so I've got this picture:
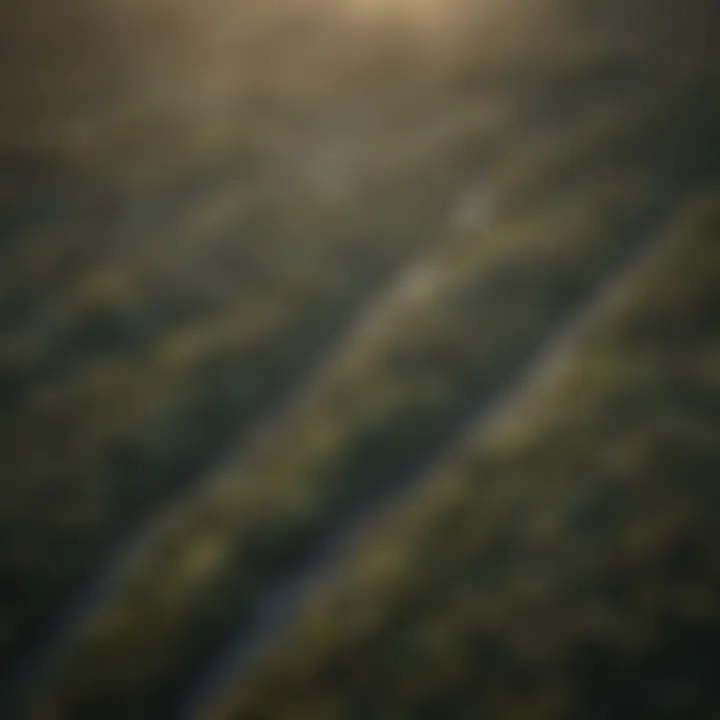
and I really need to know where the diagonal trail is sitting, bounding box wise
[4,72,559,716]
[9,95,539,717]
[180,184,688,720]
[5,222,458,718]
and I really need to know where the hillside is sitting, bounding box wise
[1,0,719,718]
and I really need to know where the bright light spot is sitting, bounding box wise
[341,0,454,28]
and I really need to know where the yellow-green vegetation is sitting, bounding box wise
[204,194,720,720]
[0,152,430,674]
[28,169,668,717]
[4,2,521,679]
[1,0,719,719]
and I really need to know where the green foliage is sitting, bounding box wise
[1,1,718,718]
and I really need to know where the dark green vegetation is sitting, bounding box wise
[208,193,720,720]
[1,0,719,718]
